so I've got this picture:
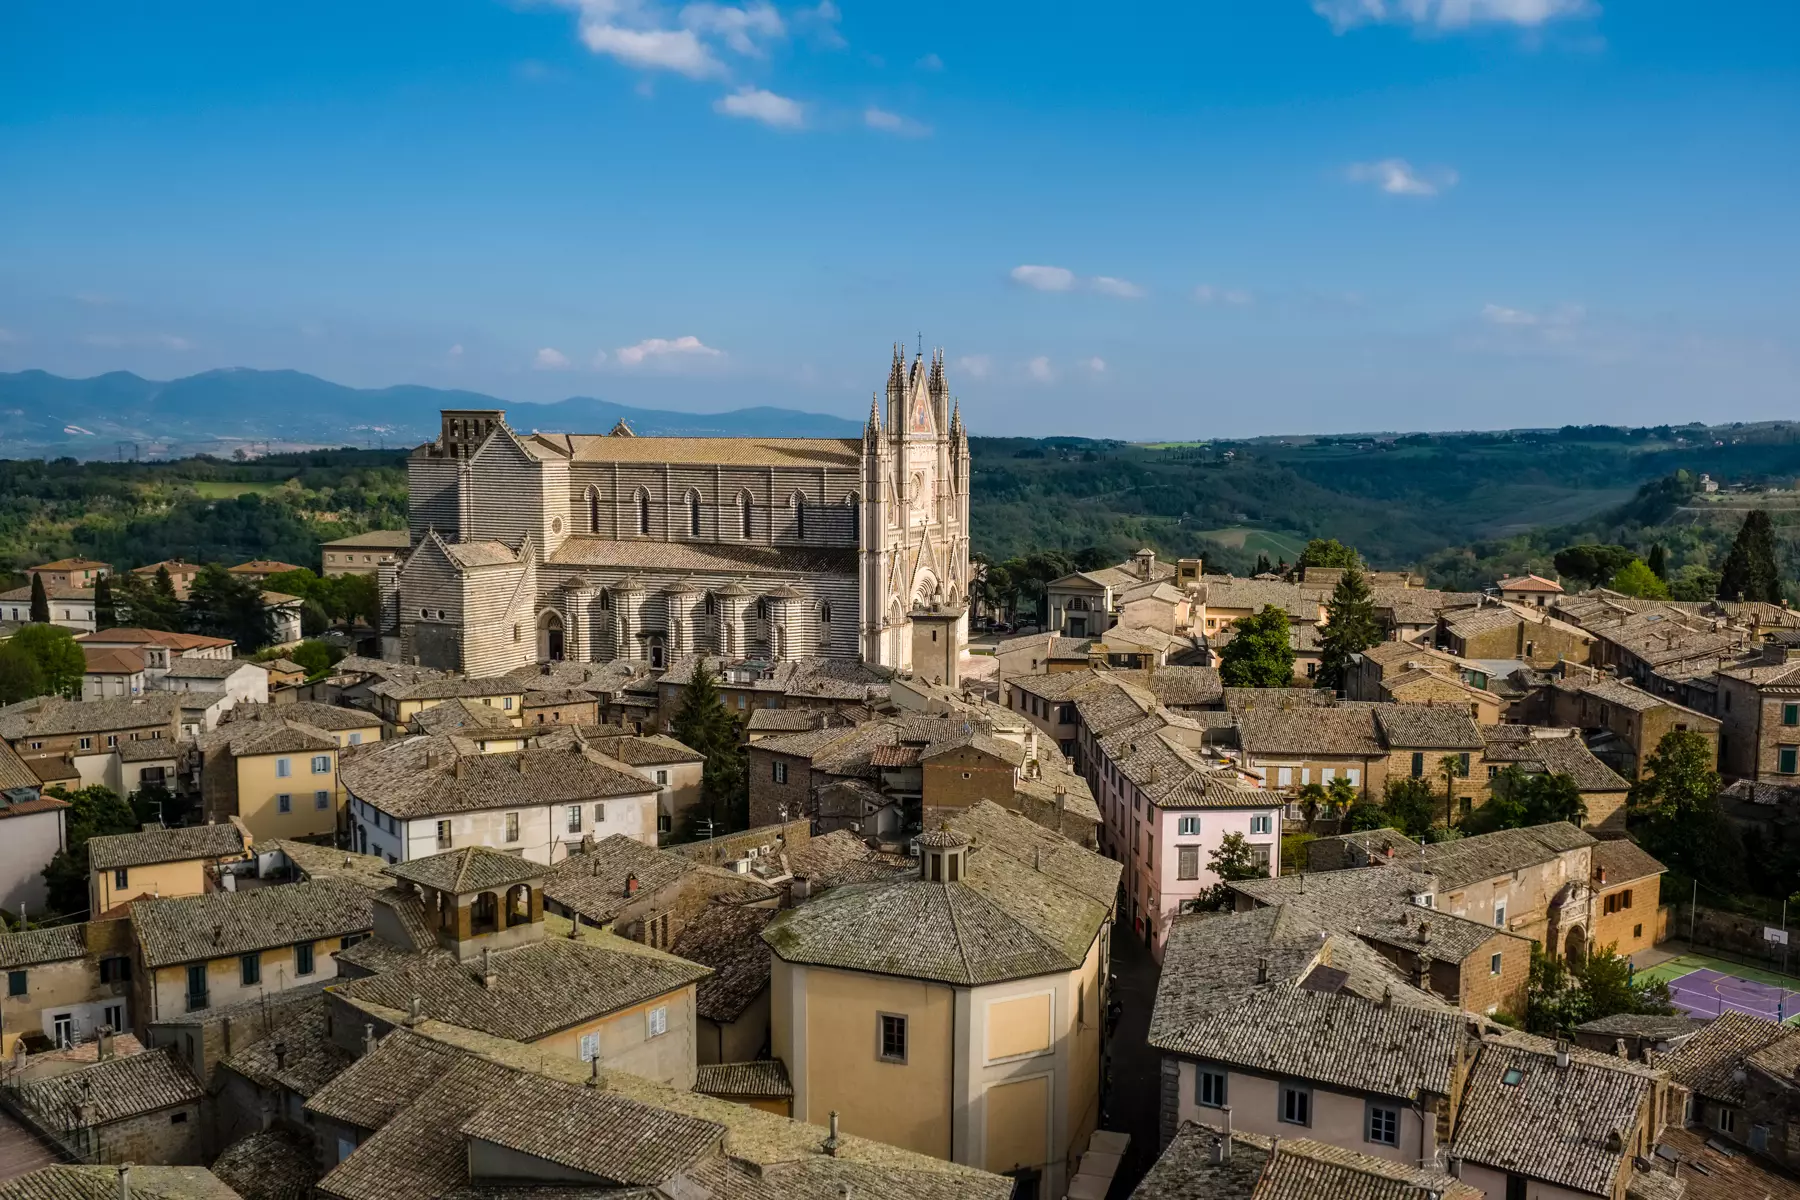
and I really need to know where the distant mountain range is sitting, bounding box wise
[0,368,864,459]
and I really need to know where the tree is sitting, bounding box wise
[1254,553,1272,576]
[1217,605,1295,688]
[1316,565,1381,692]
[287,640,341,679]
[1439,754,1469,828]
[1470,767,1587,833]
[93,573,117,629]
[1343,801,1388,832]
[1193,832,1269,910]
[113,570,182,632]
[1609,559,1670,600]
[1295,782,1326,825]
[38,784,140,917]
[1296,539,1358,570]
[1646,544,1668,581]
[1718,510,1782,603]
[0,643,46,705]
[669,666,748,840]
[28,574,49,624]
[1552,544,1636,589]
[1632,729,1742,882]
[1521,943,1673,1036]
[1324,776,1358,816]
[9,624,86,698]
[1668,564,1721,603]
[186,564,273,651]
[1381,776,1438,840]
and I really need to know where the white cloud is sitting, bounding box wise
[864,106,930,137]
[915,52,944,70]
[448,343,465,358]
[534,347,572,369]
[1346,158,1457,197]
[796,0,845,48]
[679,2,783,55]
[1010,264,1076,292]
[715,86,804,127]
[956,354,991,380]
[591,349,610,367]
[1084,357,1107,373]
[1313,0,1591,32]
[578,22,725,78]
[1481,303,1538,326]
[1482,302,1586,331]
[616,334,722,366]
[1194,284,1253,306]
[1090,276,1145,299]
[1026,356,1054,383]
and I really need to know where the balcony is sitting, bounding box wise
[185,990,209,1013]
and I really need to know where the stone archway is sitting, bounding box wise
[1564,925,1586,964]
[537,611,565,662]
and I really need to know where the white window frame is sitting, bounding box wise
[311,755,331,774]
[567,805,582,834]
[647,1005,668,1038]
[275,757,292,778]
[579,1032,600,1061]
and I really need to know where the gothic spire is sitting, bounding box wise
[866,391,882,437]
[927,347,946,397]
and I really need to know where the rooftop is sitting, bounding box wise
[133,879,373,968]
[1481,726,1632,792]
[694,1059,791,1099]
[386,846,549,895]
[1661,1009,1798,1106]
[0,694,178,740]
[338,734,656,819]
[668,902,777,1024]
[321,529,411,550]
[87,822,248,872]
[15,1048,202,1127]
[1133,1121,1480,1200]
[0,1168,236,1200]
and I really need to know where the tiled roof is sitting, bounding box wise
[750,713,1025,778]
[1231,866,1516,965]
[765,810,1115,988]
[543,834,695,924]
[784,829,914,887]
[1590,838,1665,884]
[15,1048,201,1127]
[0,742,41,791]
[1239,706,1383,757]
[166,657,252,679]
[339,734,655,818]
[0,1168,237,1200]
[386,846,549,895]
[133,880,373,967]
[1152,983,1465,1100]
[1199,579,1326,618]
[1579,678,1700,714]
[31,559,109,571]
[317,1055,519,1200]
[459,1072,723,1185]
[747,708,830,733]
[209,1129,320,1200]
[81,647,145,675]
[0,694,178,740]
[696,1059,792,1098]
[1481,727,1631,792]
[1574,1013,1705,1039]
[305,1030,468,1131]
[223,1001,355,1098]
[943,799,1123,909]
[1499,575,1565,592]
[0,584,92,602]
[0,924,88,969]
[230,560,305,574]
[669,902,777,1023]
[268,702,381,731]
[321,529,411,549]
[367,675,520,701]
[87,822,248,872]
[1133,1122,1481,1200]
[1414,822,1595,892]
[559,433,862,467]
[1644,1124,1800,1200]
[1442,607,1523,640]
[330,933,710,1041]
[1661,1010,1798,1105]
[114,738,179,763]
[1372,704,1484,749]
[1104,667,1225,707]
[77,628,228,650]
[408,698,518,735]
[546,537,858,577]
[1451,1034,1655,1195]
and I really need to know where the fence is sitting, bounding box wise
[1670,901,1796,977]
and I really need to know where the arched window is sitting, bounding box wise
[599,589,613,612]
[687,491,701,538]
[756,598,770,621]
[740,493,753,540]
[586,486,600,533]
[793,494,807,541]
[636,489,650,536]
[703,592,717,616]
[820,602,832,624]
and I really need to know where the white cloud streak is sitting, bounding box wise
[578,22,725,78]
[534,347,571,369]
[616,334,722,366]
[1010,264,1077,292]
[1026,356,1054,383]
[678,2,783,55]
[1194,284,1253,306]
[864,107,931,137]
[1313,0,1592,32]
[915,52,944,70]
[1090,276,1145,299]
[956,354,991,380]
[1084,357,1106,373]
[715,86,804,126]
[1346,158,1457,197]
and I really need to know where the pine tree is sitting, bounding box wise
[1646,544,1668,581]
[670,665,748,840]
[1718,510,1782,603]
[1315,564,1380,692]
[93,573,116,629]
[28,574,49,624]
[153,565,178,606]
[186,564,273,651]
[1254,553,1272,576]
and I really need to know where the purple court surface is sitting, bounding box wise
[1665,967,1800,1022]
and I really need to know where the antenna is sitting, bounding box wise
[917,331,922,358]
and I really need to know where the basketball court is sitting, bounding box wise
[1637,953,1800,1024]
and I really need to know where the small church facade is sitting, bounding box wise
[391,347,972,677]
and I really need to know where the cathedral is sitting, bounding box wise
[389,346,972,678]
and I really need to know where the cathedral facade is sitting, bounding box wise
[391,347,971,678]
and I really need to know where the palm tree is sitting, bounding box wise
[1439,754,1470,829]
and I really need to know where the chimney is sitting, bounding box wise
[1614,1038,1628,1059]
[1596,865,1607,885]
[625,872,639,897]
[791,877,812,901]
[117,1166,131,1200]
[586,1055,605,1090]
[480,948,498,989]
[1417,920,1430,943]
[1034,847,1043,872]
[1605,1129,1624,1153]
[426,750,437,769]
[273,1042,287,1071]
[1380,985,1392,1008]
[453,758,463,781]
[1055,786,1067,817]
[406,996,423,1027]
[1255,957,1269,984]
[1383,845,1394,860]
[1221,1105,1233,1145]
[823,1110,843,1157]
[361,1023,376,1058]
[1555,1039,1571,1070]
[1446,1156,1462,1179]
[96,1026,111,1061]
[1209,1137,1226,1165]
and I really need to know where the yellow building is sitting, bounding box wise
[196,704,382,842]
[131,879,374,1024]
[329,846,711,1090]
[367,676,526,728]
[763,801,1120,1200]
[86,820,251,917]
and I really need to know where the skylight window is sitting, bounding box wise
[1501,1068,1525,1086]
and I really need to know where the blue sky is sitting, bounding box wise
[1,0,1795,438]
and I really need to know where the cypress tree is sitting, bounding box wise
[1718,510,1782,603]
[1316,564,1381,692]
[93,573,116,629]
[1646,544,1668,581]
[670,665,748,840]
[28,574,49,624]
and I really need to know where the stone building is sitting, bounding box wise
[393,347,972,677]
